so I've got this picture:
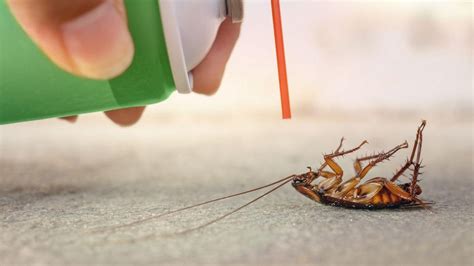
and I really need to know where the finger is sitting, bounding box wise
[7,0,134,80]
[59,116,78,123]
[192,18,241,95]
[104,106,145,126]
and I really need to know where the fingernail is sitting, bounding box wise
[61,0,134,80]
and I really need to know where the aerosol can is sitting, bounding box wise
[0,0,291,124]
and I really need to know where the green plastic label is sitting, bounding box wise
[0,0,175,124]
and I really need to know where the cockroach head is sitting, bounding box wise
[291,170,317,187]
[291,175,306,187]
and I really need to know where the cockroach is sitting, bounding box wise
[291,120,427,209]
[98,121,429,237]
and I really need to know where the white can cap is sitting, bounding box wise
[159,0,243,94]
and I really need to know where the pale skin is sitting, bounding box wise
[7,0,241,125]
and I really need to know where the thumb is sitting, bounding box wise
[7,0,134,80]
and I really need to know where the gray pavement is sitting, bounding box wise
[1,116,473,265]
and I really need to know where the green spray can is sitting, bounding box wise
[0,0,243,124]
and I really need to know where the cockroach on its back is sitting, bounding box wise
[98,121,429,237]
[292,120,427,209]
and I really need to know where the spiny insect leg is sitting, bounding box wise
[306,138,345,185]
[357,141,408,180]
[310,137,347,184]
[355,139,408,175]
[353,153,384,175]
[391,120,426,182]
[323,140,368,175]
[334,137,345,153]
[410,120,426,198]
[318,140,368,191]
[390,160,411,182]
[319,171,338,179]
[331,139,407,198]
[316,137,345,173]
[334,148,402,199]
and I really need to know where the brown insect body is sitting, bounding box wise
[293,180,419,209]
[291,120,427,209]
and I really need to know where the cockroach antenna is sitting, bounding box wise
[98,177,297,243]
[166,178,293,236]
[91,174,296,234]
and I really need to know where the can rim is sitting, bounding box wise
[158,0,193,94]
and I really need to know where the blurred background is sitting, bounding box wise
[1,1,472,265]
[164,0,472,120]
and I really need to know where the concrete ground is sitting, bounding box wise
[0,115,473,265]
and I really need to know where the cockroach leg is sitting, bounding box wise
[317,175,342,192]
[310,138,346,182]
[333,141,409,198]
[410,120,425,198]
[323,140,369,177]
[328,140,368,158]
[335,137,345,153]
[319,170,337,179]
[294,184,322,203]
[352,182,384,203]
[357,141,409,180]
[304,138,348,186]
[345,153,390,195]
[317,140,368,192]
[317,138,345,171]
[356,141,408,179]
[353,153,383,175]
[386,121,426,205]
[391,120,426,182]
[384,180,412,200]
[331,177,361,198]
[390,161,411,182]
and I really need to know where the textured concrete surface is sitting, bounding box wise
[0,116,473,265]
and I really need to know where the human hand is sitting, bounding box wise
[7,0,241,125]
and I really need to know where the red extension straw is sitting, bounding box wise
[271,0,291,119]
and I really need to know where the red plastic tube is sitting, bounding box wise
[271,0,291,119]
